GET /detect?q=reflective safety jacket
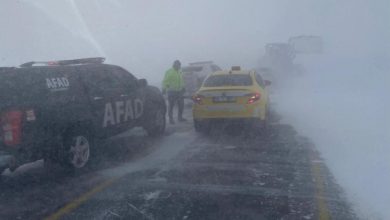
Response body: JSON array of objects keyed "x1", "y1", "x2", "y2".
[{"x1": 162, "y1": 68, "x2": 184, "y2": 92}]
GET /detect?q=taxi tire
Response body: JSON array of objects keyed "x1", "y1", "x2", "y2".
[
  {"x1": 257, "y1": 107, "x2": 269, "y2": 133},
  {"x1": 194, "y1": 120, "x2": 209, "y2": 133},
  {"x1": 260, "y1": 120, "x2": 268, "y2": 130}
]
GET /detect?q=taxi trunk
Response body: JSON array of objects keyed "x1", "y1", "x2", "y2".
[{"x1": 193, "y1": 87, "x2": 261, "y2": 119}]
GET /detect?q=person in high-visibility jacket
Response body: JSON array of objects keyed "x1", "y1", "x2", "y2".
[{"x1": 162, "y1": 60, "x2": 187, "y2": 124}]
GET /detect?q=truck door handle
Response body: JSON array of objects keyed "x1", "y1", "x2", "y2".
[
  {"x1": 93, "y1": 96, "x2": 103, "y2": 101},
  {"x1": 120, "y1": 94, "x2": 129, "y2": 97}
]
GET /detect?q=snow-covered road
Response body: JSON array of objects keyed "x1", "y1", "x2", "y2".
[
  {"x1": 273, "y1": 69, "x2": 389, "y2": 219},
  {"x1": 0, "y1": 110, "x2": 356, "y2": 219}
]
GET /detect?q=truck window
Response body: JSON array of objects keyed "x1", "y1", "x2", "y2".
[
  {"x1": 111, "y1": 67, "x2": 138, "y2": 89},
  {"x1": 82, "y1": 68, "x2": 124, "y2": 95}
]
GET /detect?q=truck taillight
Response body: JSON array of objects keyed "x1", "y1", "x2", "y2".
[
  {"x1": 247, "y1": 93, "x2": 261, "y2": 104},
  {"x1": 1, "y1": 110, "x2": 23, "y2": 146},
  {"x1": 192, "y1": 95, "x2": 204, "y2": 105}
]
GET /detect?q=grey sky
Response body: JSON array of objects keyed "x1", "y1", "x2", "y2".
[{"x1": 1, "y1": 0, "x2": 388, "y2": 84}]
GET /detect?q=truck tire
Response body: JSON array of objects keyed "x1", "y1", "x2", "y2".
[
  {"x1": 0, "y1": 168, "x2": 5, "y2": 178},
  {"x1": 143, "y1": 87, "x2": 166, "y2": 137},
  {"x1": 57, "y1": 126, "x2": 95, "y2": 172},
  {"x1": 144, "y1": 103, "x2": 166, "y2": 137}
]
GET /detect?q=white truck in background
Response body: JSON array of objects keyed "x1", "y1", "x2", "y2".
[
  {"x1": 259, "y1": 35, "x2": 323, "y2": 82},
  {"x1": 182, "y1": 61, "x2": 221, "y2": 97}
]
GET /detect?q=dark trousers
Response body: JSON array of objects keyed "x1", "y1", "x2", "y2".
[{"x1": 167, "y1": 91, "x2": 184, "y2": 119}]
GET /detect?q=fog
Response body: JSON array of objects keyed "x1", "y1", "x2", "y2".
[{"x1": 1, "y1": 0, "x2": 389, "y2": 219}]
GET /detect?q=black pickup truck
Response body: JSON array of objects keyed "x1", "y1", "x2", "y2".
[{"x1": 0, "y1": 58, "x2": 166, "y2": 173}]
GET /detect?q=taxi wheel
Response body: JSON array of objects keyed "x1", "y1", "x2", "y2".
[
  {"x1": 261, "y1": 120, "x2": 268, "y2": 130},
  {"x1": 194, "y1": 120, "x2": 209, "y2": 133},
  {"x1": 256, "y1": 108, "x2": 269, "y2": 132},
  {"x1": 264, "y1": 106, "x2": 270, "y2": 129}
]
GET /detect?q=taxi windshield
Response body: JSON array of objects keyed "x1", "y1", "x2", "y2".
[{"x1": 203, "y1": 74, "x2": 252, "y2": 87}]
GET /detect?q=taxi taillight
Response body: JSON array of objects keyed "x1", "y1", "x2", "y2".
[
  {"x1": 247, "y1": 93, "x2": 261, "y2": 104},
  {"x1": 1, "y1": 110, "x2": 23, "y2": 146},
  {"x1": 192, "y1": 95, "x2": 204, "y2": 105}
]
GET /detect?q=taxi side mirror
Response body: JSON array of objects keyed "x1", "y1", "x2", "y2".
[
  {"x1": 264, "y1": 80, "x2": 272, "y2": 86},
  {"x1": 138, "y1": 79, "x2": 148, "y2": 88}
]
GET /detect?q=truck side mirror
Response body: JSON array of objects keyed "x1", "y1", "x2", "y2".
[{"x1": 138, "y1": 79, "x2": 148, "y2": 88}]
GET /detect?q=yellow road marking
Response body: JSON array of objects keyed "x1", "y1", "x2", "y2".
[
  {"x1": 44, "y1": 177, "x2": 118, "y2": 220},
  {"x1": 311, "y1": 155, "x2": 331, "y2": 220}
]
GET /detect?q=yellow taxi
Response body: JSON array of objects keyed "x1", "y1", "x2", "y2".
[{"x1": 192, "y1": 66, "x2": 271, "y2": 132}]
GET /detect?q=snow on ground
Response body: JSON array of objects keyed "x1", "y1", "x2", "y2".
[
  {"x1": 272, "y1": 67, "x2": 390, "y2": 219},
  {"x1": 101, "y1": 124, "x2": 195, "y2": 179}
]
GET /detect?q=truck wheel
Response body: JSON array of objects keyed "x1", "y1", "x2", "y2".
[
  {"x1": 59, "y1": 128, "x2": 94, "y2": 172},
  {"x1": 144, "y1": 104, "x2": 166, "y2": 137},
  {"x1": 0, "y1": 168, "x2": 5, "y2": 176}
]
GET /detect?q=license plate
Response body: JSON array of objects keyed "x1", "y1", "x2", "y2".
[{"x1": 213, "y1": 96, "x2": 236, "y2": 103}]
